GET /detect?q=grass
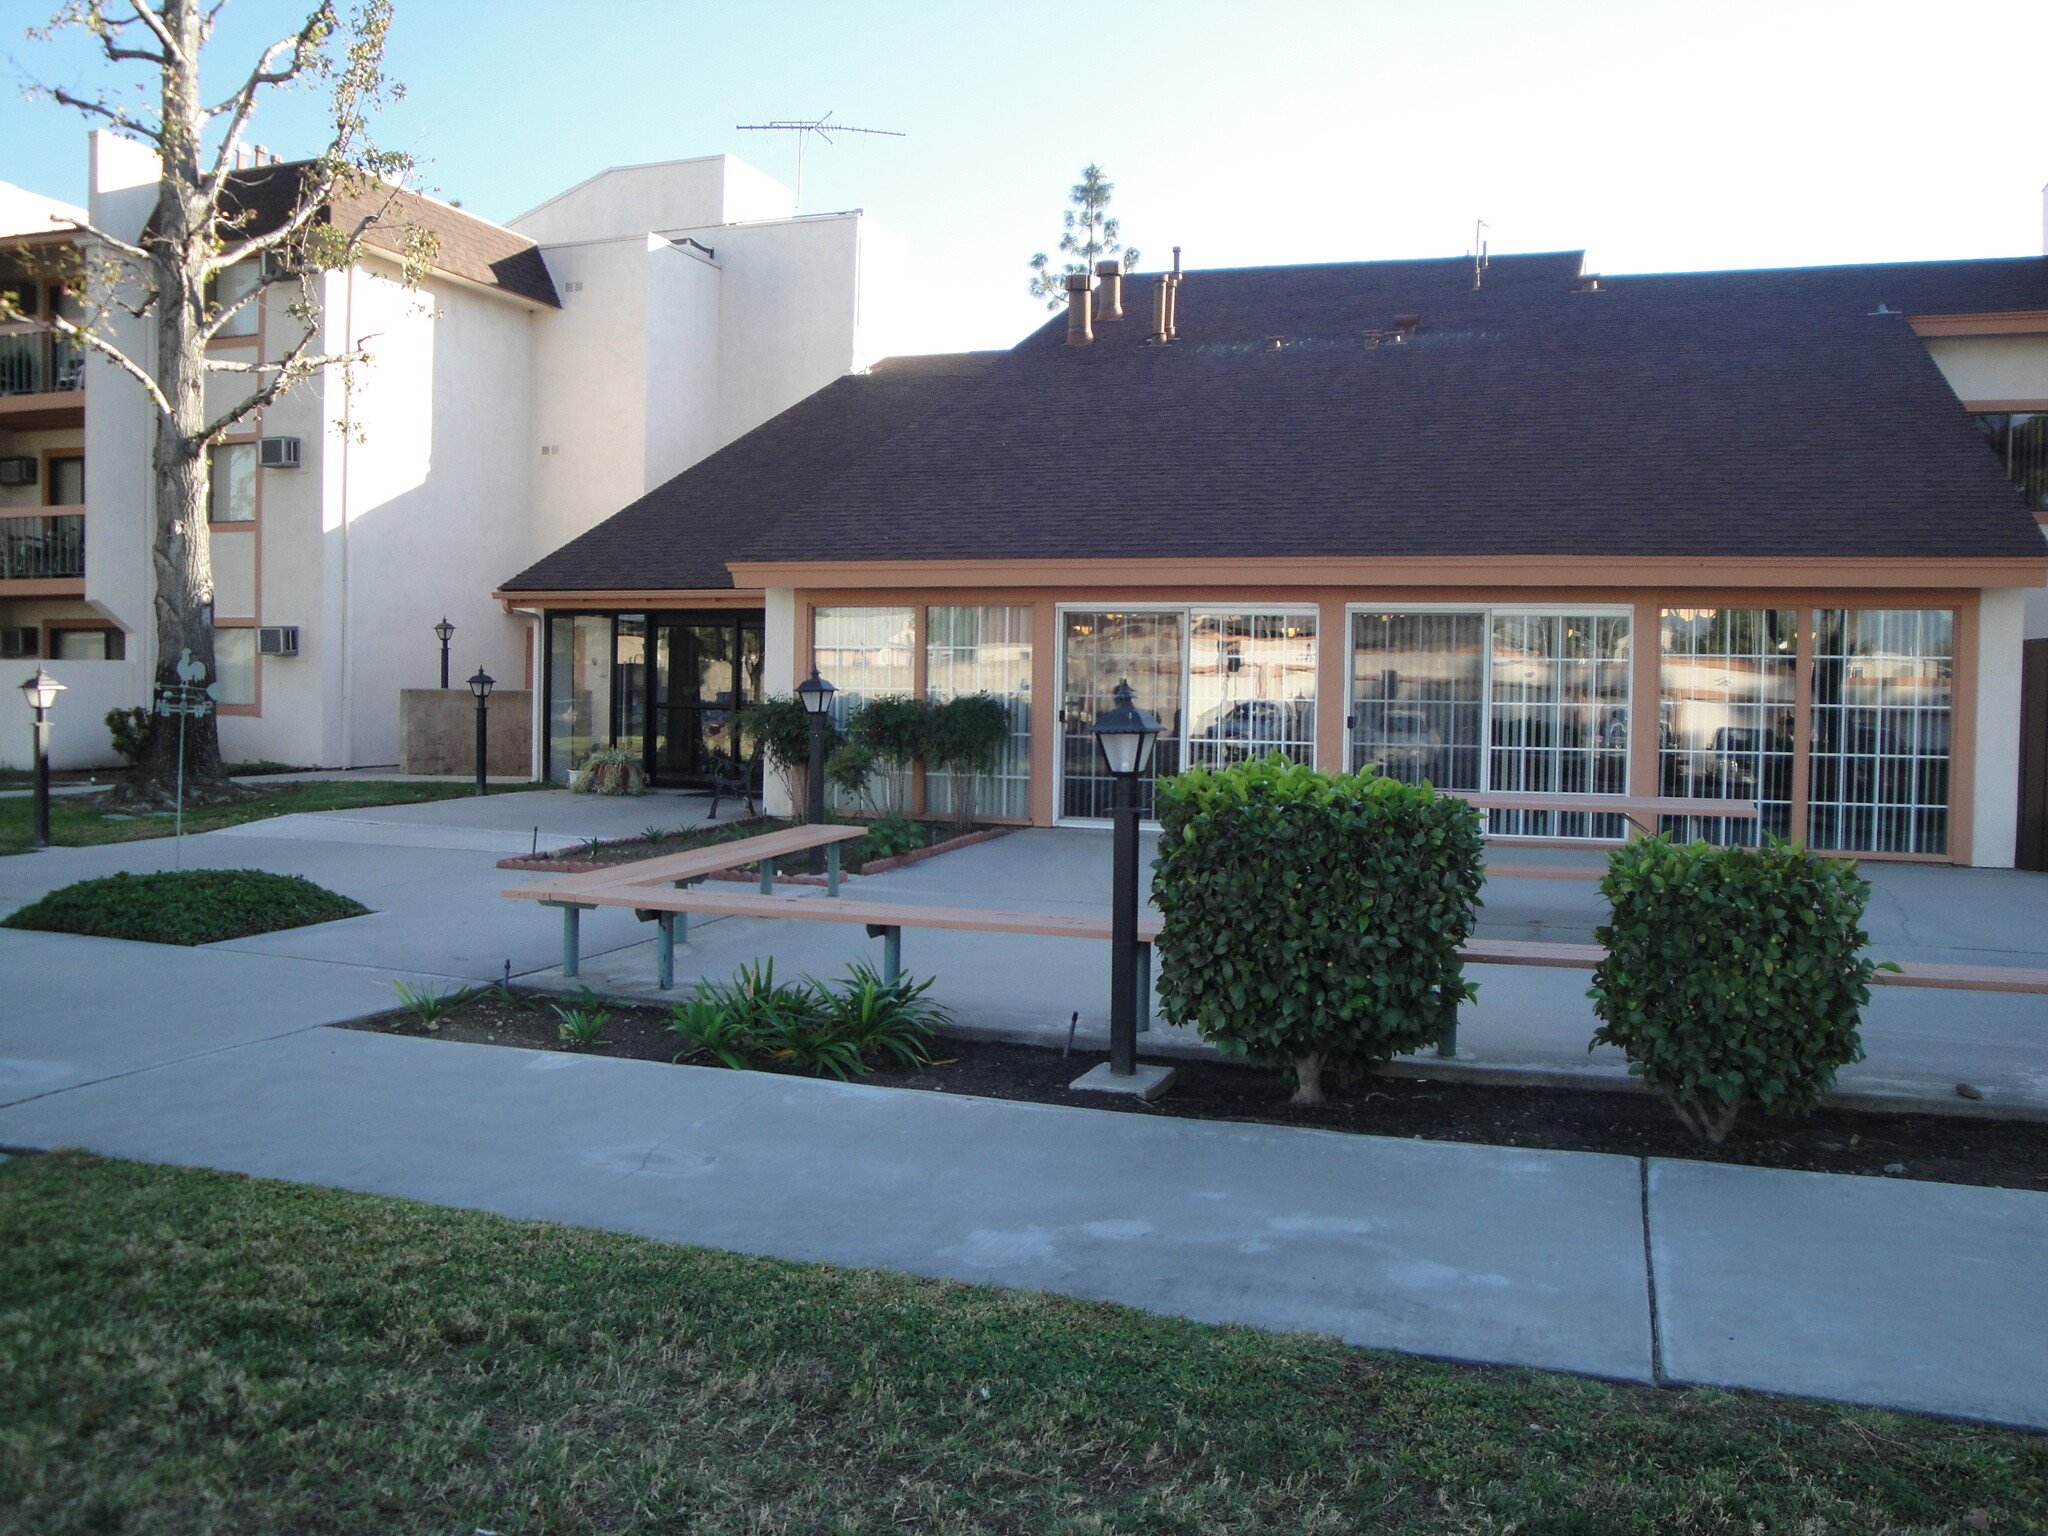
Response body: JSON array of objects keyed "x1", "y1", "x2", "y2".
[
  {"x1": 1, "y1": 1153, "x2": 2041, "y2": 1535},
  {"x1": 0, "y1": 777, "x2": 548, "y2": 857},
  {"x1": 1, "y1": 868, "x2": 368, "y2": 945}
]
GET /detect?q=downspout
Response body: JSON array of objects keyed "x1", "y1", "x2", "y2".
[{"x1": 338, "y1": 266, "x2": 355, "y2": 768}]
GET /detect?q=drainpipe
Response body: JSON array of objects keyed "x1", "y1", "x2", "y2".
[{"x1": 338, "y1": 266, "x2": 355, "y2": 769}]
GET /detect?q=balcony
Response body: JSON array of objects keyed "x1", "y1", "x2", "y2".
[
  {"x1": 0, "y1": 329, "x2": 86, "y2": 429},
  {"x1": 0, "y1": 513, "x2": 85, "y2": 585}
]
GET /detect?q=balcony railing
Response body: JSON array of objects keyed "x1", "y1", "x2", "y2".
[
  {"x1": 0, "y1": 329, "x2": 85, "y2": 397},
  {"x1": 0, "y1": 514, "x2": 85, "y2": 580}
]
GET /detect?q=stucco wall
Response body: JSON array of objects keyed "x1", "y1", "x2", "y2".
[
  {"x1": 1974, "y1": 587, "x2": 2027, "y2": 868},
  {"x1": 398, "y1": 686, "x2": 531, "y2": 775},
  {"x1": 1924, "y1": 333, "x2": 2048, "y2": 404},
  {"x1": 0, "y1": 658, "x2": 134, "y2": 770},
  {"x1": 509, "y1": 155, "x2": 790, "y2": 246}
]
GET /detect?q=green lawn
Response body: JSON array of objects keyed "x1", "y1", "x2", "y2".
[
  {"x1": 1, "y1": 1154, "x2": 2040, "y2": 1535},
  {"x1": 0, "y1": 778, "x2": 548, "y2": 857}
]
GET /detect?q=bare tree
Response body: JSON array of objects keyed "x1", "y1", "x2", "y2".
[
  {"x1": 4, "y1": 0, "x2": 428, "y2": 805},
  {"x1": 1028, "y1": 163, "x2": 1138, "y2": 311}
]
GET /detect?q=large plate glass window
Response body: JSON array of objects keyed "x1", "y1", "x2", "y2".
[
  {"x1": 1486, "y1": 612, "x2": 1630, "y2": 839},
  {"x1": 1808, "y1": 608, "x2": 1952, "y2": 855},
  {"x1": 212, "y1": 625, "x2": 256, "y2": 706},
  {"x1": 1348, "y1": 611, "x2": 1484, "y2": 790},
  {"x1": 813, "y1": 606, "x2": 915, "y2": 811},
  {"x1": 1973, "y1": 413, "x2": 2048, "y2": 511},
  {"x1": 545, "y1": 613, "x2": 612, "y2": 782},
  {"x1": 1059, "y1": 609, "x2": 1186, "y2": 819},
  {"x1": 1184, "y1": 611, "x2": 1317, "y2": 772},
  {"x1": 653, "y1": 615, "x2": 762, "y2": 788},
  {"x1": 208, "y1": 442, "x2": 256, "y2": 522},
  {"x1": 1657, "y1": 609, "x2": 1796, "y2": 845},
  {"x1": 926, "y1": 604, "x2": 1033, "y2": 820}
]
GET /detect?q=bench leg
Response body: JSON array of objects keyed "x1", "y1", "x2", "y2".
[
  {"x1": 1136, "y1": 940, "x2": 1152, "y2": 1033},
  {"x1": 1437, "y1": 1000, "x2": 1458, "y2": 1059},
  {"x1": 865, "y1": 923, "x2": 902, "y2": 984},
  {"x1": 827, "y1": 840, "x2": 841, "y2": 897},
  {"x1": 561, "y1": 905, "x2": 583, "y2": 978},
  {"x1": 758, "y1": 859, "x2": 773, "y2": 895},
  {"x1": 656, "y1": 913, "x2": 676, "y2": 991}
]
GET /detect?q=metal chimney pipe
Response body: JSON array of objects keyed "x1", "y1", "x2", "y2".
[
  {"x1": 1165, "y1": 247, "x2": 1182, "y2": 339},
  {"x1": 1148, "y1": 275, "x2": 1170, "y2": 344},
  {"x1": 1065, "y1": 272, "x2": 1094, "y2": 345},
  {"x1": 1095, "y1": 260, "x2": 1123, "y2": 320}
]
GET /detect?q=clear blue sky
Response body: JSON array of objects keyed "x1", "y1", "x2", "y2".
[{"x1": 5, "y1": 0, "x2": 2045, "y2": 356}]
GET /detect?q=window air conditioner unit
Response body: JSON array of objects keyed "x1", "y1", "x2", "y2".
[
  {"x1": 258, "y1": 436, "x2": 301, "y2": 469},
  {"x1": 0, "y1": 627, "x2": 38, "y2": 658},
  {"x1": 0, "y1": 457, "x2": 37, "y2": 486},
  {"x1": 257, "y1": 625, "x2": 299, "y2": 657}
]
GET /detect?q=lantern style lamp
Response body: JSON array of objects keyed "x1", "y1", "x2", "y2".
[
  {"x1": 1089, "y1": 679, "x2": 1164, "y2": 1088},
  {"x1": 796, "y1": 669, "x2": 836, "y2": 870},
  {"x1": 467, "y1": 667, "x2": 494, "y2": 796},
  {"x1": 434, "y1": 617, "x2": 455, "y2": 689},
  {"x1": 19, "y1": 666, "x2": 65, "y2": 850}
]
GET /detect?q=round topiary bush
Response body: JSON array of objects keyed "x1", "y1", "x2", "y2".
[
  {"x1": 1153, "y1": 753, "x2": 1485, "y2": 1105},
  {"x1": 1589, "y1": 836, "x2": 1877, "y2": 1142},
  {"x1": 2, "y1": 868, "x2": 369, "y2": 947}
]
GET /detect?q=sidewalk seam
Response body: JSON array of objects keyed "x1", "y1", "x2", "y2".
[{"x1": 1639, "y1": 1158, "x2": 1665, "y2": 1386}]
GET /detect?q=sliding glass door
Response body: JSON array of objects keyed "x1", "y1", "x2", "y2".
[{"x1": 651, "y1": 614, "x2": 764, "y2": 788}]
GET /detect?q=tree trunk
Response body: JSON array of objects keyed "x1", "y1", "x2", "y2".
[
  {"x1": 953, "y1": 769, "x2": 975, "y2": 834},
  {"x1": 108, "y1": 0, "x2": 248, "y2": 811},
  {"x1": 1289, "y1": 1052, "x2": 1327, "y2": 1107}
]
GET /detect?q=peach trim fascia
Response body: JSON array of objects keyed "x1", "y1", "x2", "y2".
[
  {"x1": 0, "y1": 577, "x2": 84, "y2": 597},
  {"x1": 1962, "y1": 399, "x2": 2048, "y2": 413},
  {"x1": 494, "y1": 588, "x2": 765, "y2": 612},
  {"x1": 1911, "y1": 312, "x2": 2048, "y2": 337},
  {"x1": 732, "y1": 555, "x2": 2048, "y2": 592}
]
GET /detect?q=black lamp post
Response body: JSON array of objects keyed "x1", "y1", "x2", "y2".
[
  {"x1": 19, "y1": 666, "x2": 65, "y2": 850},
  {"x1": 796, "y1": 668, "x2": 836, "y2": 872},
  {"x1": 1093, "y1": 678, "x2": 1161, "y2": 1077},
  {"x1": 467, "y1": 667, "x2": 494, "y2": 796},
  {"x1": 434, "y1": 617, "x2": 455, "y2": 689}
]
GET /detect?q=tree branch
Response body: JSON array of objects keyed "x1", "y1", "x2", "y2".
[
  {"x1": 203, "y1": 5, "x2": 334, "y2": 203},
  {"x1": 123, "y1": 0, "x2": 184, "y2": 63},
  {"x1": 45, "y1": 312, "x2": 174, "y2": 418},
  {"x1": 49, "y1": 84, "x2": 163, "y2": 143},
  {"x1": 200, "y1": 319, "x2": 370, "y2": 440}
]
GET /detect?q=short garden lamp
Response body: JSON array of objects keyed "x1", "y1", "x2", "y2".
[
  {"x1": 433, "y1": 616, "x2": 455, "y2": 689},
  {"x1": 19, "y1": 666, "x2": 65, "y2": 850},
  {"x1": 796, "y1": 669, "x2": 836, "y2": 868},
  {"x1": 467, "y1": 667, "x2": 494, "y2": 798},
  {"x1": 1093, "y1": 679, "x2": 1162, "y2": 1084}
]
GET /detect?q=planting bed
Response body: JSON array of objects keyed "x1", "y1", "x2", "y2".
[{"x1": 346, "y1": 990, "x2": 2048, "y2": 1193}]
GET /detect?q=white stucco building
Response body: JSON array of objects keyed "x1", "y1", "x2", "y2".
[{"x1": 0, "y1": 135, "x2": 909, "y2": 769}]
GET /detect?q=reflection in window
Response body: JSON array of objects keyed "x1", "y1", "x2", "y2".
[
  {"x1": 209, "y1": 442, "x2": 256, "y2": 522},
  {"x1": 1809, "y1": 609, "x2": 1952, "y2": 855},
  {"x1": 1184, "y1": 611, "x2": 1317, "y2": 773},
  {"x1": 1973, "y1": 413, "x2": 2048, "y2": 511},
  {"x1": 1349, "y1": 611, "x2": 1484, "y2": 790},
  {"x1": 1657, "y1": 609, "x2": 1796, "y2": 845},
  {"x1": 1059, "y1": 609, "x2": 1185, "y2": 820},
  {"x1": 814, "y1": 606, "x2": 915, "y2": 811},
  {"x1": 208, "y1": 260, "x2": 261, "y2": 338},
  {"x1": 927, "y1": 604, "x2": 1032, "y2": 820},
  {"x1": 613, "y1": 615, "x2": 646, "y2": 761},
  {"x1": 1486, "y1": 613, "x2": 1631, "y2": 839},
  {"x1": 546, "y1": 613, "x2": 611, "y2": 782},
  {"x1": 52, "y1": 627, "x2": 124, "y2": 661},
  {"x1": 213, "y1": 626, "x2": 255, "y2": 706}
]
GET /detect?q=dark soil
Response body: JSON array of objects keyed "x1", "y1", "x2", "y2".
[
  {"x1": 504, "y1": 815, "x2": 1005, "y2": 876},
  {"x1": 346, "y1": 991, "x2": 2048, "y2": 1193}
]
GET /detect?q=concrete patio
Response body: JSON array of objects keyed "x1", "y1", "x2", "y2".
[{"x1": 2, "y1": 788, "x2": 2045, "y2": 1429}]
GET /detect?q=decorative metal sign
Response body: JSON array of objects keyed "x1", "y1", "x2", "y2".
[{"x1": 152, "y1": 648, "x2": 223, "y2": 868}]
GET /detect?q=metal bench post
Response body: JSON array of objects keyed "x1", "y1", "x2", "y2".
[
  {"x1": 1438, "y1": 1000, "x2": 1458, "y2": 1059},
  {"x1": 656, "y1": 913, "x2": 676, "y2": 991},
  {"x1": 540, "y1": 901, "x2": 595, "y2": 978},
  {"x1": 865, "y1": 923, "x2": 902, "y2": 983},
  {"x1": 827, "y1": 840, "x2": 841, "y2": 897},
  {"x1": 758, "y1": 859, "x2": 774, "y2": 895},
  {"x1": 1136, "y1": 940, "x2": 1152, "y2": 1033}
]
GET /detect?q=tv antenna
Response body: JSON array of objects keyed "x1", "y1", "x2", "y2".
[
  {"x1": 735, "y1": 112, "x2": 905, "y2": 212},
  {"x1": 1472, "y1": 218, "x2": 1490, "y2": 290}
]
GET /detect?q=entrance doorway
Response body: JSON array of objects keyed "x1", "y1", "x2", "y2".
[{"x1": 650, "y1": 613, "x2": 765, "y2": 788}]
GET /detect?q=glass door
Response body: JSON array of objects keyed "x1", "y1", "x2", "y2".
[
  {"x1": 651, "y1": 614, "x2": 765, "y2": 788},
  {"x1": 1059, "y1": 609, "x2": 1185, "y2": 819}
]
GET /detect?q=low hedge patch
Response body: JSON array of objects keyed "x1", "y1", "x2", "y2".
[{"x1": 2, "y1": 868, "x2": 369, "y2": 947}]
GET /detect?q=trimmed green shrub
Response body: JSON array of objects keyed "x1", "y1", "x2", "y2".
[
  {"x1": 1154, "y1": 753, "x2": 1484, "y2": 1105},
  {"x1": 3, "y1": 869, "x2": 368, "y2": 946},
  {"x1": 858, "y1": 812, "x2": 925, "y2": 862},
  {"x1": 927, "y1": 693, "x2": 1011, "y2": 830},
  {"x1": 104, "y1": 705, "x2": 154, "y2": 765},
  {"x1": 825, "y1": 742, "x2": 878, "y2": 810},
  {"x1": 1590, "y1": 836, "x2": 1877, "y2": 1143},
  {"x1": 848, "y1": 695, "x2": 932, "y2": 814}
]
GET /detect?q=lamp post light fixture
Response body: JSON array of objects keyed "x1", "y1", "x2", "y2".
[
  {"x1": 19, "y1": 665, "x2": 65, "y2": 850},
  {"x1": 434, "y1": 617, "x2": 455, "y2": 689},
  {"x1": 796, "y1": 668, "x2": 836, "y2": 872},
  {"x1": 1071, "y1": 678, "x2": 1175, "y2": 1100},
  {"x1": 467, "y1": 667, "x2": 494, "y2": 797}
]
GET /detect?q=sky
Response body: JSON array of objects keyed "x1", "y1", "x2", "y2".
[{"x1": 3, "y1": 0, "x2": 2045, "y2": 357}]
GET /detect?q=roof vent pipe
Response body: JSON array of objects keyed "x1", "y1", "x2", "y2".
[
  {"x1": 1095, "y1": 260, "x2": 1123, "y2": 320},
  {"x1": 1165, "y1": 245, "x2": 1182, "y2": 337},
  {"x1": 1148, "y1": 275, "x2": 1170, "y2": 344},
  {"x1": 1065, "y1": 272, "x2": 1094, "y2": 345}
]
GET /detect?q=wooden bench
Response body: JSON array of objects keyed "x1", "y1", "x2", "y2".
[{"x1": 503, "y1": 823, "x2": 866, "y2": 981}]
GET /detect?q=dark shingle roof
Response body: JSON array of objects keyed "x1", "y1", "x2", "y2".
[
  {"x1": 499, "y1": 352, "x2": 1002, "y2": 592},
  {"x1": 504, "y1": 249, "x2": 2048, "y2": 592},
  {"x1": 217, "y1": 162, "x2": 559, "y2": 308}
]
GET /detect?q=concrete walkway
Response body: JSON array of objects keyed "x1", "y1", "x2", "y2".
[{"x1": 2, "y1": 794, "x2": 2045, "y2": 1429}]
